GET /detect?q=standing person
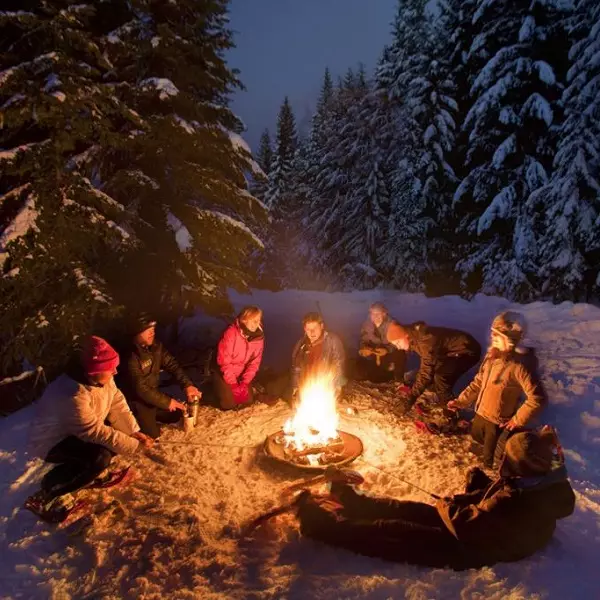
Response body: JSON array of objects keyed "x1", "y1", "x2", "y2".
[
  {"x1": 387, "y1": 321, "x2": 481, "y2": 412},
  {"x1": 296, "y1": 429, "x2": 575, "y2": 568},
  {"x1": 356, "y1": 302, "x2": 406, "y2": 383},
  {"x1": 121, "y1": 314, "x2": 201, "y2": 438},
  {"x1": 447, "y1": 311, "x2": 547, "y2": 468},
  {"x1": 291, "y1": 312, "x2": 346, "y2": 400},
  {"x1": 213, "y1": 305, "x2": 265, "y2": 409},
  {"x1": 26, "y1": 336, "x2": 153, "y2": 520}
]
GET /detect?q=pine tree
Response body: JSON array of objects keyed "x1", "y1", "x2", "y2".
[
  {"x1": 527, "y1": 0, "x2": 600, "y2": 300},
  {"x1": 265, "y1": 96, "x2": 297, "y2": 213},
  {"x1": 256, "y1": 129, "x2": 274, "y2": 176},
  {"x1": 0, "y1": 1, "x2": 265, "y2": 377},
  {"x1": 250, "y1": 128, "x2": 273, "y2": 201},
  {"x1": 454, "y1": 0, "x2": 572, "y2": 300}
]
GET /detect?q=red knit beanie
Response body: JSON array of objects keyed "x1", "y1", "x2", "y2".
[{"x1": 81, "y1": 336, "x2": 120, "y2": 375}]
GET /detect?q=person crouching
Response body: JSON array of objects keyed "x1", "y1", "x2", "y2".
[
  {"x1": 212, "y1": 305, "x2": 265, "y2": 409},
  {"x1": 27, "y1": 336, "x2": 154, "y2": 517},
  {"x1": 121, "y1": 314, "x2": 201, "y2": 438}
]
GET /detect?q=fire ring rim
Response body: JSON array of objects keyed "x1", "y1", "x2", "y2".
[{"x1": 263, "y1": 429, "x2": 363, "y2": 472}]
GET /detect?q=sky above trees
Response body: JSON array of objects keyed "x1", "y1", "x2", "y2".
[{"x1": 227, "y1": 0, "x2": 397, "y2": 149}]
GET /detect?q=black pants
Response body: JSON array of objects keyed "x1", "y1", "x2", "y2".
[
  {"x1": 470, "y1": 414, "x2": 509, "y2": 468},
  {"x1": 298, "y1": 483, "x2": 473, "y2": 569},
  {"x1": 212, "y1": 370, "x2": 255, "y2": 410},
  {"x1": 354, "y1": 349, "x2": 407, "y2": 383},
  {"x1": 431, "y1": 351, "x2": 481, "y2": 403},
  {"x1": 131, "y1": 401, "x2": 183, "y2": 438},
  {"x1": 42, "y1": 436, "x2": 114, "y2": 500}
]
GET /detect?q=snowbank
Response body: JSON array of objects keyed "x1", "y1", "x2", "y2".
[{"x1": 1, "y1": 290, "x2": 599, "y2": 598}]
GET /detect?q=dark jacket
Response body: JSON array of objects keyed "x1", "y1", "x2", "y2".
[
  {"x1": 121, "y1": 341, "x2": 192, "y2": 410},
  {"x1": 437, "y1": 465, "x2": 575, "y2": 567},
  {"x1": 299, "y1": 465, "x2": 575, "y2": 570},
  {"x1": 292, "y1": 331, "x2": 345, "y2": 389},
  {"x1": 360, "y1": 317, "x2": 396, "y2": 352},
  {"x1": 455, "y1": 347, "x2": 546, "y2": 426},
  {"x1": 407, "y1": 322, "x2": 481, "y2": 401}
]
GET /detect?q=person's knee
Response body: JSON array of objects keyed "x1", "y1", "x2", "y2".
[{"x1": 91, "y1": 447, "x2": 114, "y2": 472}]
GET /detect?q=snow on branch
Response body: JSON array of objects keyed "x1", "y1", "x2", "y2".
[
  {"x1": 0, "y1": 193, "x2": 39, "y2": 268},
  {"x1": 194, "y1": 209, "x2": 264, "y2": 249},
  {"x1": 0, "y1": 52, "x2": 59, "y2": 89},
  {"x1": 80, "y1": 177, "x2": 125, "y2": 210},
  {"x1": 73, "y1": 267, "x2": 110, "y2": 303},
  {"x1": 520, "y1": 92, "x2": 553, "y2": 126},
  {"x1": 140, "y1": 78, "x2": 179, "y2": 100},
  {"x1": 477, "y1": 186, "x2": 515, "y2": 235},
  {"x1": 0, "y1": 366, "x2": 43, "y2": 386},
  {"x1": 167, "y1": 212, "x2": 192, "y2": 252},
  {"x1": 0, "y1": 141, "x2": 48, "y2": 164},
  {"x1": 173, "y1": 115, "x2": 195, "y2": 134},
  {"x1": 66, "y1": 145, "x2": 100, "y2": 170}
]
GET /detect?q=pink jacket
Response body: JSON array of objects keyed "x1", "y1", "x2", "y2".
[{"x1": 217, "y1": 321, "x2": 264, "y2": 386}]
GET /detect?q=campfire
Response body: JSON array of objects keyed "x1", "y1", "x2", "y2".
[{"x1": 264, "y1": 371, "x2": 363, "y2": 470}]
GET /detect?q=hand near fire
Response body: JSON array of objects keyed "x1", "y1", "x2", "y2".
[
  {"x1": 132, "y1": 431, "x2": 155, "y2": 450},
  {"x1": 358, "y1": 347, "x2": 373, "y2": 357}
]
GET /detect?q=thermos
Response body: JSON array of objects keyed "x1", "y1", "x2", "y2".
[{"x1": 187, "y1": 395, "x2": 200, "y2": 427}]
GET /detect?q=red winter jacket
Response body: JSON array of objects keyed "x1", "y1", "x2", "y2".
[{"x1": 216, "y1": 320, "x2": 264, "y2": 386}]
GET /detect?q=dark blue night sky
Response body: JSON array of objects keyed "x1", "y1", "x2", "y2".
[{"x1": 227, "y1": 0, "x2": 397, "y2": 149}]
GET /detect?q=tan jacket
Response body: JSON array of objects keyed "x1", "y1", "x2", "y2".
[
  {"x1": 28, "y1": 371, "x2": 140, "y2": 458},
  {"x1": 455, "y1": 348, "x2": 546, "y2": 426}
]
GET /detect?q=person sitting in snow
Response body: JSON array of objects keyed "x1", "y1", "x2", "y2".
[
  {"x1": 296, "y1": 428, "x2": 575, "y2": 569},
  {"x1": 212, "y1": 305, "x2": 266, "y2": 409},
  {"x1": 386, "y1": 321, "x2": 481, "y2": 412},
  {"x1": 121, "y1": 314, "x2": 201, "y2": 438},
  {"x1": 355, "y1": 302, "x2": 406, "y2": 383},
  {"x1": 447, "y1": 311, "x2": 547, "y2": 468},
  {"x1": 26, "y1": 336, "x2": 154, "y2": 520},
  {"x1": 291, "y1": 312, "x2": 346, "y2": 402}
]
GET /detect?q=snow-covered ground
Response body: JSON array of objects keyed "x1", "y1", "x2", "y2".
[{"x1": 1, "y1": 289, "x2": 600, "y2": 599}]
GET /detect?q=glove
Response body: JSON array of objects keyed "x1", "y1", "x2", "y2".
[{"x1": 231, "y1": 383, "x2": 250, "y2": 404}]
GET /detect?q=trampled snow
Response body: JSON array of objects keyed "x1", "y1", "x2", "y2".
[{"x1": 1, "y1": 289, "x2": 599, "y2": 598}]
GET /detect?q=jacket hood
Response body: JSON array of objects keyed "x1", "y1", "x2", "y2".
[{"x1": 512, "y1": 465, "x2": 576, "y2": 520}]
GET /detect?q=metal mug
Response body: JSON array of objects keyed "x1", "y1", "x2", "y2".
[{"x1": 182, "y1": 415, "x2": 195, "y2": 433}]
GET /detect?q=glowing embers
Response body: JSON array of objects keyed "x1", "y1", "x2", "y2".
[{"x1": 264, "y1": 371, "x2": 363, "y2": 470}]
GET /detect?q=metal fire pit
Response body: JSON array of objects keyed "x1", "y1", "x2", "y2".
[{"x1": 263, "y1": 430, "x2": 363, "y2": 472}]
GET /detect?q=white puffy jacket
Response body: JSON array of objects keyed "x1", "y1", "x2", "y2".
[{"x1": 28, "y1": 373, "x2": 140, "y2": 458}]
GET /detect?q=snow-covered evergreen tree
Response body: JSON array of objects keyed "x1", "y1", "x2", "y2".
[
  {"x1": 250, "y1": 128, "x2": 273, "y2": 202},
  {"x1": 0, "y1": 1, "x2": 265, "y2": 376},
  {"x1": 265, "y1": 96, "x2": 297, "y2": 213},
  {"x1": 454, "y1": 0, "x2": 572, "y2": 300},
  {"x1": 527, "y1": 0, "x2": 600, "y2": 300}
]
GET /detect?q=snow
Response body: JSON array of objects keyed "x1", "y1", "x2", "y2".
[
  {"x1": 73, "y1": 268, "x2": 110, "y2": 304},
  {"x1": 535, "y1": 60, "x2": 557, "y2": 85},
  {"x1": 0, "y1": 142, "x2": 40, "y2": 163},
  {"x1": 140, "y1": 77, "x2": 179, "y2": 100},
  {"x1": 51, "y1": 91, "x2": 66, "y2": 103},
  {"x1": 167, "y1": 212, "x2": 193, "y2": 253},
  {"x1": 1, "y1": 289, "x2": 600, "y2": 598},
  {"x1": 0, "y1": 193, "x2": 39, "y2": 268},
  {"x1": 195, "y1": 209, "x2": 265, "y2": 249},
  {"x1": 173, "y1": 114, "x2": 195, "y2": 134}
]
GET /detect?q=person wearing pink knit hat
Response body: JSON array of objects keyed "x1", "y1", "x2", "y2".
[{"x1": 27, "y1": 336, "x2": 154, "y2": 521}]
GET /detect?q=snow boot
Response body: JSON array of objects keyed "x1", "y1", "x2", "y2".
[{"x1": 24, "y1": 491, "x2": 88, "y2": 524}]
